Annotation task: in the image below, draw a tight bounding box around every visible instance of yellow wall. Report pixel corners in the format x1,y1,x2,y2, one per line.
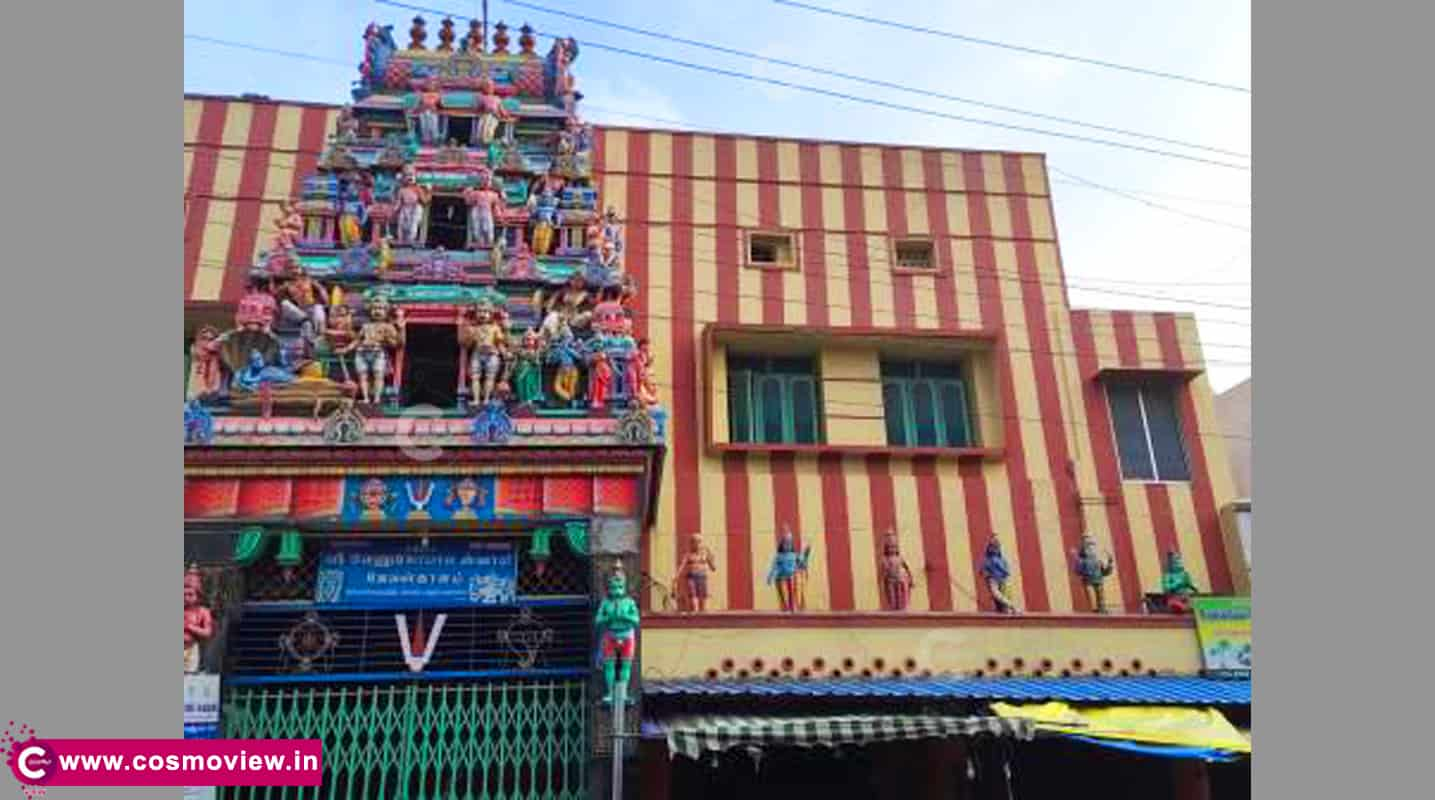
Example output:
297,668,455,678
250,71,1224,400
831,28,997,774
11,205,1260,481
643,623,1203,679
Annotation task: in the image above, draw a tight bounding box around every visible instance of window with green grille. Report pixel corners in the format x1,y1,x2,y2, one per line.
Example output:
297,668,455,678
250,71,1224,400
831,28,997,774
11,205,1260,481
880,360,974,447
727,354,822,444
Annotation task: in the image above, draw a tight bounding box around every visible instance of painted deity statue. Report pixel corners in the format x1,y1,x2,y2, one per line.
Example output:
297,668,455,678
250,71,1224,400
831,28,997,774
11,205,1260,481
490,235,508,278
351,296,406,404
533,167,567,199
324,304,357,383
674,533,718,613
547,322,583,406
436,17,456,52
476,76,515,146
462,19,483,54
978,538,1018,614
551,274,592,330
273,200,304,252
588,350,613,409
459,302,508,406
337,178,367,248
594,562,640,705
463,172,503,249
1073,535,1116,614
600,206,623,255
395,166,430,246
879,530,916,611
529,187,561,255
236,280,278,333
634,345,660,408
981,538,1018,614
233,348,296,394
416,78,443,145
1160,550,1200,614
766,526,812,613
511,328,545,405
337,105,360,143
376,236,395,276
183,565,214,674
186,326,224,400
277,268,328,336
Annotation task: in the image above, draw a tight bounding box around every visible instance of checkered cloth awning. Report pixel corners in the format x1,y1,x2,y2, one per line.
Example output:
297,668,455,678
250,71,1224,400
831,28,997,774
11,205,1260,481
654,713,1034,760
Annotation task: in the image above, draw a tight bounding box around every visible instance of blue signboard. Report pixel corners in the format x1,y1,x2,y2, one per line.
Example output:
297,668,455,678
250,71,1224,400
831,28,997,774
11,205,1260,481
315,540,517,608
341,476,497,524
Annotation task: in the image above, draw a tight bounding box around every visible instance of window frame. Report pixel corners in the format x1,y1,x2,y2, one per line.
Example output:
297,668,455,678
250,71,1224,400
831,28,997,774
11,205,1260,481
890,236,939,273
726,354,823,445
743,230,800,271
880,359,975,448
1104,378,1192,483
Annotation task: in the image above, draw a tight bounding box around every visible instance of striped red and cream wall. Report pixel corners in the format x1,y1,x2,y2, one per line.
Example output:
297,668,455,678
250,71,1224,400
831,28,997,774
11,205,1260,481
184,95,1243,616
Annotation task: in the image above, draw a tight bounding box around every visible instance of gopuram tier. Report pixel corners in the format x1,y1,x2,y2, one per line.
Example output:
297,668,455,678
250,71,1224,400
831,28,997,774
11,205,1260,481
184,17,664,450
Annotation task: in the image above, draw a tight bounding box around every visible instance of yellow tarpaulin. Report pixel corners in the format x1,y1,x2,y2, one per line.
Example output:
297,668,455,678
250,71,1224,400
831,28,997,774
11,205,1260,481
990,702,1251,754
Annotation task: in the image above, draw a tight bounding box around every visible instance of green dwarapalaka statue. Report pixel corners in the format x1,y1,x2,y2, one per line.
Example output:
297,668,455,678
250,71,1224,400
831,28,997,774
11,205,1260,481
594,561,640,705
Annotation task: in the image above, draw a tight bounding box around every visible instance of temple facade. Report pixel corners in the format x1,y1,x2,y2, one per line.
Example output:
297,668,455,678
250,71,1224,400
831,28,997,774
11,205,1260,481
184,15,1249,800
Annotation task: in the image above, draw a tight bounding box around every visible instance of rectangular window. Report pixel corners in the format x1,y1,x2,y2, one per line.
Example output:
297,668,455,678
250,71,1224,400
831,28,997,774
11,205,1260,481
893,238,936,270
747,232,797,268
880,360,974,448
727,355,822,444
1106,380,1191,481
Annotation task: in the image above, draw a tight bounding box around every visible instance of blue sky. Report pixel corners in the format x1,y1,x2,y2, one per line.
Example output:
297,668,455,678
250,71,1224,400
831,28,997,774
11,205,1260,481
184,0,1251,391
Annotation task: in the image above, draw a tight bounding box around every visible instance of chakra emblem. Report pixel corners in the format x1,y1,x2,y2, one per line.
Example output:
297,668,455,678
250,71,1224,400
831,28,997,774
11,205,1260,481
279,612,340,673
497,607,554,669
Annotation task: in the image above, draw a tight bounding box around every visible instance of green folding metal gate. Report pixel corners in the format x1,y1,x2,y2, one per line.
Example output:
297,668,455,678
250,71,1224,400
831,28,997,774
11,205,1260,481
219,680,588,800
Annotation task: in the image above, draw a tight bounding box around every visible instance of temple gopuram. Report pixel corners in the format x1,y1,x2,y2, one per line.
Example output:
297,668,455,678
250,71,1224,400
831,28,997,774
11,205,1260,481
184,17,659,799
184,14,1251,800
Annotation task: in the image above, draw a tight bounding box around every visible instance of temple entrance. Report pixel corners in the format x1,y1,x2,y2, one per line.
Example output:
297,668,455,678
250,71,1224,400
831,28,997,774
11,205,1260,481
401,324,460,408
426,195,468,251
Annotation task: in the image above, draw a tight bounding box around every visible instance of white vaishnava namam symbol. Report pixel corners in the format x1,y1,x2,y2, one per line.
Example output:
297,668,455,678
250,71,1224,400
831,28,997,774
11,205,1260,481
395,613,448,673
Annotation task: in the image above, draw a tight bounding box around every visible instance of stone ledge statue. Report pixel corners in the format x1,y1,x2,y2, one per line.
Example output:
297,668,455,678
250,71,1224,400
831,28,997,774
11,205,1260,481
1073,534,1116,614
1159,550,1200,614
981,537,1019,614
673,533,718,613
766,526,812,613
878,530,915,611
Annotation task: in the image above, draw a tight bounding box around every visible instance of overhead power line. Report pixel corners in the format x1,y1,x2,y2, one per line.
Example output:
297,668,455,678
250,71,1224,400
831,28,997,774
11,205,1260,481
184,34,352,68
1049,167,1251,233
771,0,1252,94
441,0,1249,159
185,146,1252,314
373,1,1250,171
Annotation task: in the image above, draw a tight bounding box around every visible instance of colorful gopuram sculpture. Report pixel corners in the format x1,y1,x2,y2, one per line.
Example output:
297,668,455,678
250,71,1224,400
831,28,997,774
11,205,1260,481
182,18,664,437
594,562,639,705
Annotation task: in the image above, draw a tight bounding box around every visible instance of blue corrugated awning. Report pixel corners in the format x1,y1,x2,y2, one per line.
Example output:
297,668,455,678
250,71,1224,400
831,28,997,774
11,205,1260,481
643,676,1250,706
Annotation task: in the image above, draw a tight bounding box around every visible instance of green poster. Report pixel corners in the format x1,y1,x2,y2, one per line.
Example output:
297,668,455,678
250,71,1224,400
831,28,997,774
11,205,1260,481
1191,596,1252,678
